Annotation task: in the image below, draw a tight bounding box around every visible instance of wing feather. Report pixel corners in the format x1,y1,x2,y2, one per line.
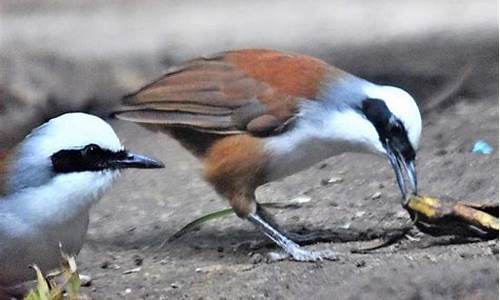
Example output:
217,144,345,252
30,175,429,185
116,49,332,136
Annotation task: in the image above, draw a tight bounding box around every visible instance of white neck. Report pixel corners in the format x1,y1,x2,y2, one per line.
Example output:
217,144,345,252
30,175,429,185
2,171,118,225
263,101,384,181
0,170,118,287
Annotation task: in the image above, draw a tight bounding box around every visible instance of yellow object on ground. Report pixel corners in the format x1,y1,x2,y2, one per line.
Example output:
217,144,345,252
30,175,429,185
406,195,498,236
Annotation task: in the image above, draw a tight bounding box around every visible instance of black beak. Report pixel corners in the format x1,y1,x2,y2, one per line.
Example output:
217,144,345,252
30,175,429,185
386,145,417,200
110,152,164,169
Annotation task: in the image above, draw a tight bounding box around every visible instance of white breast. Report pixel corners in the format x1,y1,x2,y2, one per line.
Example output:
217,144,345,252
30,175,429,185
0,171,117,287
263,102,383,181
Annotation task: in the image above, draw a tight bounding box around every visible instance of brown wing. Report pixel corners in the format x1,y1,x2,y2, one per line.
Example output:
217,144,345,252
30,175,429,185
116,49,332,136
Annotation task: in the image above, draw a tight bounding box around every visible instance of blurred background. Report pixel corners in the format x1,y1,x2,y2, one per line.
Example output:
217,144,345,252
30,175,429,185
0,0,497,149
0,1,498,299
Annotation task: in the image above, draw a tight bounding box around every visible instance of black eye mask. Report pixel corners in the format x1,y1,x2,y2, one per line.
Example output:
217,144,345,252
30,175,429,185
51,144,127,173
360,98,415,162
359,98,418,198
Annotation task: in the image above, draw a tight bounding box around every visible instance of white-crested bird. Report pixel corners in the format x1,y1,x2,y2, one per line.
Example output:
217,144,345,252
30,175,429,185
115,49,422,261
0,113,163,294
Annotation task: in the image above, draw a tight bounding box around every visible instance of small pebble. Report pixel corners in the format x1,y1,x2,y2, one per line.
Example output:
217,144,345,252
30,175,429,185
194,265,225,273
488,240,499,255
434,149,448,156
133,254,143,266
355,211,366,218
370,192,382,200
250,253,264,264
302,188,314,195
122,267,141,274
100,261,110,269
340,223,351,229
171,283,179,289
424,254,437,263
320,176,344,186
79,274,92,286
329,201,339,207
354,260,366,268
404,255,415,261
395,210,408,219
125,288,132,294
292,195,312,204
318,163,328,169
266,251,289,262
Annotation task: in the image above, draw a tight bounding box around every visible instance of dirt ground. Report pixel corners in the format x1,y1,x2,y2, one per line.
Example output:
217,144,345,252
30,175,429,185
1,1,498,299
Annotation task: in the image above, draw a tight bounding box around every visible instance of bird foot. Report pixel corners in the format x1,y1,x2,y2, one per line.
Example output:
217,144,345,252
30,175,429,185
247,210,337,262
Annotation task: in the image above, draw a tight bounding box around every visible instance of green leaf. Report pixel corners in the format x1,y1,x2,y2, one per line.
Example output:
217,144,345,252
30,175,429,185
24,265,50,300
165,208,234,244
166,201,304,243
65,272,81,300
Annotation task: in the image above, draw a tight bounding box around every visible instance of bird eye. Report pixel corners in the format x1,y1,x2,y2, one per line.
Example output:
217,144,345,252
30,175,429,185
390,121,405,136
82,144,101,156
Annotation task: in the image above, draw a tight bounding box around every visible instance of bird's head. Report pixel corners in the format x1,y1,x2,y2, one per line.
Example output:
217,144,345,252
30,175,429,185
358,84,422,199
6,113,164,194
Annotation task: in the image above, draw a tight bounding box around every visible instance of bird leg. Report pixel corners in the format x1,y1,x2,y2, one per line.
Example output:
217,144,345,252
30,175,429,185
246,205,336,262
249,205,334,245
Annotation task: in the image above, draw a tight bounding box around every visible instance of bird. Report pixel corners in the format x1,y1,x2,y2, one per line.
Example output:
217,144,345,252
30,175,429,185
115,49,422,261
0,112,164,296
